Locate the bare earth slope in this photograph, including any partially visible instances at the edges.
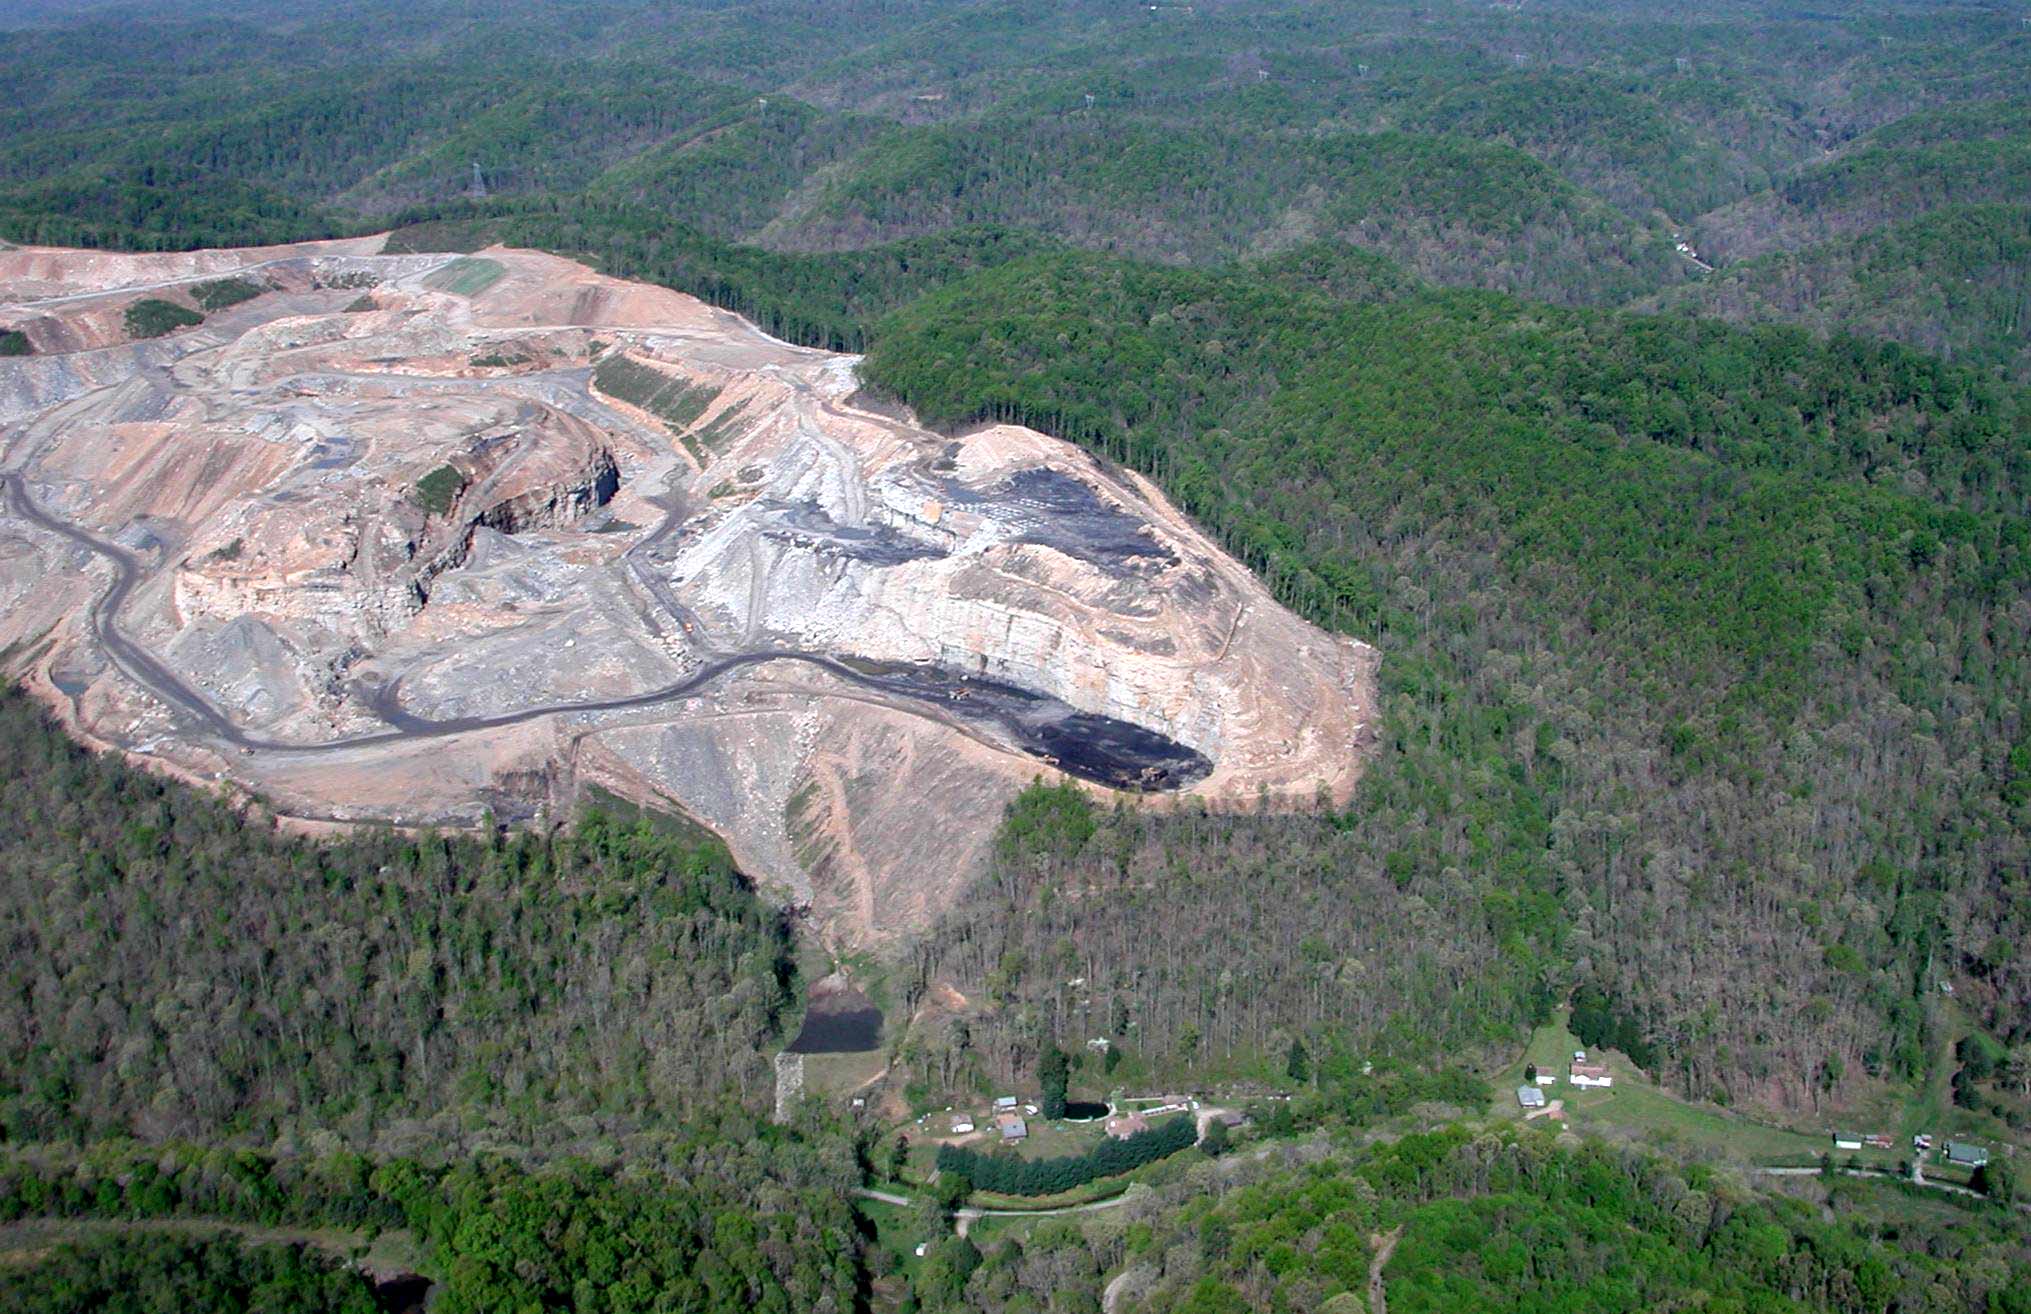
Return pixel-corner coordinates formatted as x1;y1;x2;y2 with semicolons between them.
0;239;1375;947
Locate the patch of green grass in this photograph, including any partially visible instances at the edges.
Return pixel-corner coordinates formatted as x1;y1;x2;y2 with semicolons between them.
0;328;28;356
382;219;501;255
207;538;243;562
690;396;754;454
413;464;466;515
0;1218;425;1276
342;294;376;313
592;354;723;461
1820;1171;2022;1232
964;1178;1132;1210
469;351;524;368
1494;1012;1903;1166
854;1198;930;1298
581;784;721;849
803;1048;890;1100
424;256;507;297
123;298;202;340
188;276;263;311
997;1117;1108;1163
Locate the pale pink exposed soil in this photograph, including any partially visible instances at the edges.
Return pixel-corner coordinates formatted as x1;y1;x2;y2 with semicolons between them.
0;237;1376;950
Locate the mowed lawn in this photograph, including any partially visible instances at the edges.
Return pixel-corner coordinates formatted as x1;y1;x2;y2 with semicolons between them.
1491;1012;1903;1167
893;1107;1111;1183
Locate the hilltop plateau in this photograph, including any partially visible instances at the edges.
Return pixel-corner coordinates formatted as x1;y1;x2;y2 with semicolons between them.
0;237;1373;947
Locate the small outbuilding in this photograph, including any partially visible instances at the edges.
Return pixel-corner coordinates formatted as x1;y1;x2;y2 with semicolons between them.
1946;1141;1989;1168
1000;1117;1029;1143
1517;1085;1546;1109
1833;1133;1863;1150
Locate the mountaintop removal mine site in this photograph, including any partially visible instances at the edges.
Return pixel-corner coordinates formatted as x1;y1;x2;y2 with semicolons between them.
0;236;1375;947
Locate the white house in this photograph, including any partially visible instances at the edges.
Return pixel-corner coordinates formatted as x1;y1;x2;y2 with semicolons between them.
1569;1061;1613;1089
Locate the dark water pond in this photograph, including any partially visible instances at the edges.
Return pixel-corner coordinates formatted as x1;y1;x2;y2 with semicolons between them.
372;1274;432;1314
1062;1101;1109;1121
786;982;883;1054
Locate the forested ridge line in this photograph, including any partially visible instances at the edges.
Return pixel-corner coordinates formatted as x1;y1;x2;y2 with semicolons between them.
0;0;2024;342
1651;203;2031;382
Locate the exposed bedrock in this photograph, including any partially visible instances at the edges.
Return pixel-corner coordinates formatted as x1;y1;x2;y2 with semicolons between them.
0;239;1376;948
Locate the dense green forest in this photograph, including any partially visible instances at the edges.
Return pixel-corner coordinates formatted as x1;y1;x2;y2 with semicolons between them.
2;0;2030;1308
1083;1128;2031;1314
0;0;2018;362
0;687;795;1149
0;1134;863;1313
0;0;2024;323
0;1232;380;1314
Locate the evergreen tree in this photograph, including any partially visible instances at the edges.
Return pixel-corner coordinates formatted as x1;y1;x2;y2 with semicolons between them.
1039;1044;1069;1120
1287;1040;1312;1085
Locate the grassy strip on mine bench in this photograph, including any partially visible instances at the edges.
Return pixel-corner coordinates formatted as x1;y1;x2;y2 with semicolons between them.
124;298;203;339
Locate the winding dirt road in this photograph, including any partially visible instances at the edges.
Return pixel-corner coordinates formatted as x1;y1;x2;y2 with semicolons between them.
2;471;1203;788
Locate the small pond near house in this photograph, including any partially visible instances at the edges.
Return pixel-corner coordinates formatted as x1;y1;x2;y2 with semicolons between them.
785;978;883;1054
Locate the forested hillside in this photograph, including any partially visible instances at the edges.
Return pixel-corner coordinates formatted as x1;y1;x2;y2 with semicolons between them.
864;249;2031;1112
0;1135;863;1313
1692;136;2031;263
907;781;1548;1089
0;688;795;1150
0;0;2024;326
1654;204;2031;380
0;1233;378;1314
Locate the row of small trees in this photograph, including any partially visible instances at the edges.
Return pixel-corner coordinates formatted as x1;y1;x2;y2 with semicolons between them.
934;1115;1195;1196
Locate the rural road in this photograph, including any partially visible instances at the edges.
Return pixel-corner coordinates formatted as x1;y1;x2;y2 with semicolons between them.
1368;1225;1403;1314
2;468;892;751
1754;1163;2018;1205
851;1184;1148;1221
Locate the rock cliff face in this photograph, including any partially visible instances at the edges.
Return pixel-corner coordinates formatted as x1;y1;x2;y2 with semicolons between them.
0;239;1376;948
